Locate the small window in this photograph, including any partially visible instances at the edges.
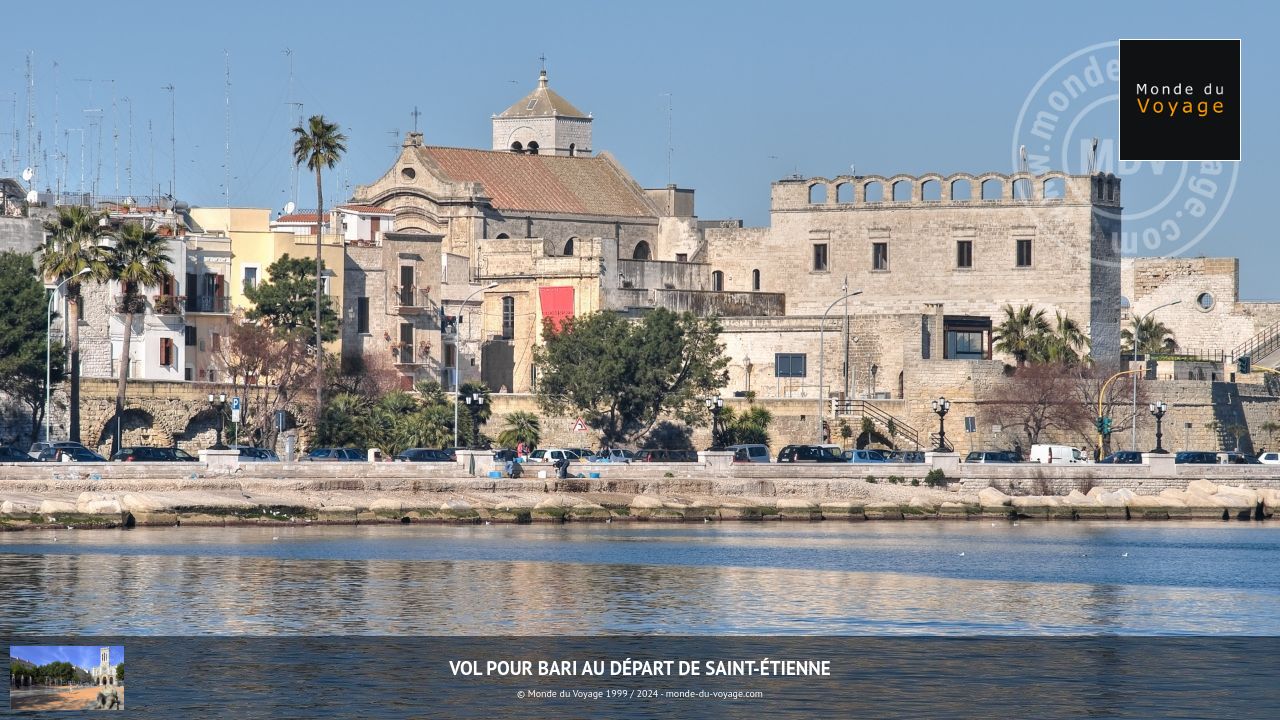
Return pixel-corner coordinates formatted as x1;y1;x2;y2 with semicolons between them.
632;241;651;260
675;253;687;263
711;271;724;292
357;297;370;334
812;243;829;272
873;242;889;271
501;296;515;339
243;266;258;291
775;353;807;378
956;240;973;269
563;237;576;256
568;143;576;157
495;233;510;239
526;97;538;111
211;332;221;353
1197;292;1215;311
527;141;539;155
752;269;761;291
160;337;175;367
1016;239;1033;267
184;326;197;346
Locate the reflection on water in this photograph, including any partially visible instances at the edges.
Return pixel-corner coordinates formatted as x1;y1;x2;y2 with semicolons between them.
0;523;1276;636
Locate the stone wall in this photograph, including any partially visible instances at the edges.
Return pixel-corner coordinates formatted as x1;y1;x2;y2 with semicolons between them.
0;216;41;254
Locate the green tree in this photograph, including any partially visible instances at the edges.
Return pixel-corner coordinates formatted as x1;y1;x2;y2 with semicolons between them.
1038;310;1091;364
1121;315;1176;355
0;252;65;444
106;222;173;453
292;114;347;417
534;308;728;444
116;664;123;683
1225;423;1249;452
496;411;541;449
721;405;773;445
244;254;338;341
38;206;111;441
458;381;493;448
993;304;1051;367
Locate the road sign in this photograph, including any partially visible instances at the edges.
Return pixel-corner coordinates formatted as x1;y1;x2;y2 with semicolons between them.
230;397;242;423
572;418;586;432
964;416;976;433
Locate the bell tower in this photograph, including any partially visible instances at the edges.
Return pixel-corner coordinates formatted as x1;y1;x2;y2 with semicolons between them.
491;69;592;157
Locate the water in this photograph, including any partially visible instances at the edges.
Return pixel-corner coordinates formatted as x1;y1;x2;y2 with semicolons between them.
2;521;1277;636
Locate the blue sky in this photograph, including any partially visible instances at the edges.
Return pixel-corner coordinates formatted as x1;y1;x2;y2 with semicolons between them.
11;645;122;669
1;1;1274;296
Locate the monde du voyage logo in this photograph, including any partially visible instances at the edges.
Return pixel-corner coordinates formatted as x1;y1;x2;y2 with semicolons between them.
1120;39;1241;161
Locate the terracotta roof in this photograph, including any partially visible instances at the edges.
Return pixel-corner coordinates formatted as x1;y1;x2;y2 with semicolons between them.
498;71;587;119
417;146;656;218
276;213;319;223
337;204;394;215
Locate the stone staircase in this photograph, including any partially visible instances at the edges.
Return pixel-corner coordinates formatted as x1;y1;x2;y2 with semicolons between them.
1232;321;1280;370
833;400;921;450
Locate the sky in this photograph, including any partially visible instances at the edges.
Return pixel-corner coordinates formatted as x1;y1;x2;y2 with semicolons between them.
1;0;1275;296
11;645;122;670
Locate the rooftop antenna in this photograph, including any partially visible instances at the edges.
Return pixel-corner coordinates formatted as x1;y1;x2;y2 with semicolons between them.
25;52;37;185
148;119;155;198
162;84;175;199
82;108;102;195
51;60;59;193
122;96;133;196
387;128;401;150
660;92;672;185
223;50;232;205
283;49;302;209
110;79;119;193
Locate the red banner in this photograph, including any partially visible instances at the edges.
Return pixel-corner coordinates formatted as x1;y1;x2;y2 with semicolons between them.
539;286;575;332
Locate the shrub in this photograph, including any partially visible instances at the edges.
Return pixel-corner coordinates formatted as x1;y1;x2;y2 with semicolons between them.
910;478;920;486
924;469;947;487
888;475;904;484
865;476;877;484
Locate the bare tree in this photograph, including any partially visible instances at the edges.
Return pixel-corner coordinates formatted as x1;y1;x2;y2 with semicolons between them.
982;364;1093;455
213;315;318;449
1072;363;1151;457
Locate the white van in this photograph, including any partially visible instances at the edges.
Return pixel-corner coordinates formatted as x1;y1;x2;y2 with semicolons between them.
1029;444;1086;464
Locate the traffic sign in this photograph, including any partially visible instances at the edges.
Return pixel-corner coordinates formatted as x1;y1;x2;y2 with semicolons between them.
230;397;242;423
572;418;586;432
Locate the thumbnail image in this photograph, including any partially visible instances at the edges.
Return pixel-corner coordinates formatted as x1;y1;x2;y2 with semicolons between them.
9;646;124;711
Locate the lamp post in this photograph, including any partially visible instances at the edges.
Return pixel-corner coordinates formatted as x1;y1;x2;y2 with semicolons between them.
453;282;500;449
45;268;91;441
462;391;486;448
1131;300;1181;450
817;290;863;442
931;396;951;452
1149;401;1168;454
207;393;228;450
705;396;725;449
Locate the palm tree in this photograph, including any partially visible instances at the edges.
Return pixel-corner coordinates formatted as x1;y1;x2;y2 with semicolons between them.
292;114;347;419
1121;315;1176;355
38;206;111;442
108;222;173;453
993;304;1051;367
1039;310;1091;364
496;411;541;449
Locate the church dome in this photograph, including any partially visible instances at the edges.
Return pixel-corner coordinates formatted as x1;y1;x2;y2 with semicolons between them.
498;70;588;119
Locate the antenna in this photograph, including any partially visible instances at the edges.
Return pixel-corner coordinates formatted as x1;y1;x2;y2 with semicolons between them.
284;49;300;209
224;50;232;205
660;92;672;186
122;97;133;196
387;128;401;150
25;52;37;185
148;119;155;197
111;80;119;193
162;84;175;199
284;200;296;215
82;108;102;196
51;60;59;194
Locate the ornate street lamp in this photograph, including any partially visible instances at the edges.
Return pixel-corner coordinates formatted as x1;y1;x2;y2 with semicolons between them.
705;396;725;449
931;396;952;452
208;393;228;450
1149;401;1168;454
463;391;486;448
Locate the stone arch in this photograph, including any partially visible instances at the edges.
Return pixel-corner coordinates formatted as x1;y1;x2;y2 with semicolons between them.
808;182;828;204
1011;177;1032;200
919;177;943;201
862;179;885;202
568;143;576;157
979;176;1004;200
1042;175;1067;200
563;237;576;256
632;240;651;260
835;182;853;203
856;427;895;450
495;233;510;240
947;175;975;201
179;408;224;454
527;141;540;155
96;407;162;454
890;177;914;202
510;141;523;153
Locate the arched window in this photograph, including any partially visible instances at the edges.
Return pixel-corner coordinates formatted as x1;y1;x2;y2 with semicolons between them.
980;178;1003;200
501;296;515;340
711;270;724;292
891;180;912;202
835;182;853;203
568;143;576;157
950;179;972;200
527;141;540;155
808;183;827;204
510;141;523;153
1012;178;1032;200
563;237;576;256
1042;177;1066;199
863;181;884;202
752;269;761;291
632;241;651;260
921;179;942;201
495;232;509;239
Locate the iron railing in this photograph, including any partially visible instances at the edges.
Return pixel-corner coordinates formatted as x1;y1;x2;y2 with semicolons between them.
833;399;921;449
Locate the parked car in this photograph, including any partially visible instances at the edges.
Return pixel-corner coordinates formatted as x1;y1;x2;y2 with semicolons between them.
0;446;36;462
589;448;636;463
886;450;926;463
395;448;455;462
1098;451;1144;464
39;447;106;462
229;445;280;461
1174;451;1218;465
492;448;520;463
777;445;845;463
527;448;584;463
29;441;89;461
1257;451;1280;465
304;448;366;461
111;446;198;462
725;444;771;463
633;449;700;462
1217;451;1259;465
1029;444;1087;464
843;449;888;463
965;451;1020;464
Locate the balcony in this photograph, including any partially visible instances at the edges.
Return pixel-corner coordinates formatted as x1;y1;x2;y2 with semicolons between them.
153;294;185;316
186;294;231;314
113;294;148;314
392;341;433;368
392;287;432;315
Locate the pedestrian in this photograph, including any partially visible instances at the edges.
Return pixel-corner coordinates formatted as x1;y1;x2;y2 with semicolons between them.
516;440;528;459
555;456;570;479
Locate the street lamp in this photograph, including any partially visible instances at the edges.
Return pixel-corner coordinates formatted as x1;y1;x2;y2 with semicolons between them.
1131;300;1181;450
817;290;863;442
45;268;91;441
462;391;486;448
705;396;725;449
931;396;952;452
453;281;500;449
1149;401;1168;454
207;393;228;450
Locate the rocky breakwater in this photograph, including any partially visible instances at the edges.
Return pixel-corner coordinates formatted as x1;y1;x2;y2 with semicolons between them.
976;480;1274;521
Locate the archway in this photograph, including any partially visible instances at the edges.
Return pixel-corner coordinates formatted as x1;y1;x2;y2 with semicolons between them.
179;408;225;454
632;241;651;260
563;237;576;256
510;141;523;153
